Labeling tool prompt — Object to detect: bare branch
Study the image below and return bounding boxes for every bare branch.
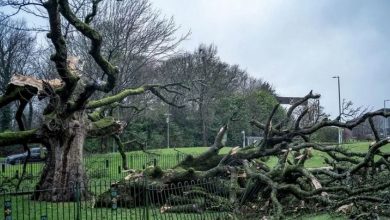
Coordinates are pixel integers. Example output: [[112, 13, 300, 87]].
[[59, 0, 118, 93], [43, 0, 79, 101], [85, 83, 186, 109]]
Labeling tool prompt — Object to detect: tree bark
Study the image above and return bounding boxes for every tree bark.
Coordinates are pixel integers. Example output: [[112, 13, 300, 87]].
[[113, 134, 128, 170], [33, 112, 88, 201]]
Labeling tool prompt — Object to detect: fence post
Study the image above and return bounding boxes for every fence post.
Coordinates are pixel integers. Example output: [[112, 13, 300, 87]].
[[111, 187, 118, 210], [4, 199, 11, 220], [1, 163, 5, 173], [15, 170, 19, 179], [153, 158, 157, 167], [29, 164, 33, 183], [143, 176, 150, 220], [130, 155, 134, 168], [75, 170, 81, 220], [105, 159, 109, 168]]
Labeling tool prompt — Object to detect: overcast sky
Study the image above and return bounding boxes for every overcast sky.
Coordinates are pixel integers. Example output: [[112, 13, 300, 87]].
[[150, 0, 390, 117], [3, 0, 389, 118]]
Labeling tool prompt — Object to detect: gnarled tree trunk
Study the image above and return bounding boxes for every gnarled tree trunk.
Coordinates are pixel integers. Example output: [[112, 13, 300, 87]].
[[33, 112, 88, 201]]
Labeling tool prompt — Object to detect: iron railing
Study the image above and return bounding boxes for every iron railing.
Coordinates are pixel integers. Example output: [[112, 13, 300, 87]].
[[0, 152, 193, 189], [1, 177, 230, 220]]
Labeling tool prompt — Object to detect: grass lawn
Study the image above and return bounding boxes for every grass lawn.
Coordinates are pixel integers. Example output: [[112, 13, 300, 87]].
[[218, 141, 389, 168], [302, 141, 390, 168]]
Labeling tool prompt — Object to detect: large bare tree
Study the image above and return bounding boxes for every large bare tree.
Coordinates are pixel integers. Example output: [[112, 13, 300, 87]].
[[0, 0, 186, 201]]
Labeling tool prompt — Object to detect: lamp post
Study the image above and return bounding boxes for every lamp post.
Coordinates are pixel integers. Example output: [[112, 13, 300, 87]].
[[164, 112, 172, 148], [241, 130, 246, 148], [384, 100, 390, 138], [332, 76, 342, 144]]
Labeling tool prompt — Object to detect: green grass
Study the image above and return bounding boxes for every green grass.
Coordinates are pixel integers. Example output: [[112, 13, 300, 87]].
[[301, 141, 390, 168], [261, 141, 390, 168]]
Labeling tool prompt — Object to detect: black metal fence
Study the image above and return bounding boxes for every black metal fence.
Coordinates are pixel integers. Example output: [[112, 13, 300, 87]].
[[0, 152, 193, 188], [1, 177, 231, 220]]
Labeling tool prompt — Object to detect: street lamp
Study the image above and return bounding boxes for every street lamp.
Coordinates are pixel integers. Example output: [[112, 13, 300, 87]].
[[384, 100, 390, 138], [332, 76, 342, 144], [164, 112, 172, 149], [241, 131, 246, 148]]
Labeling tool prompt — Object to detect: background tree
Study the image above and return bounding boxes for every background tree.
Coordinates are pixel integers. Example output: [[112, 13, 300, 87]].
[[194, 45, 245, 146], [154, 44, 276, 147], [0, 18, 35, 132]]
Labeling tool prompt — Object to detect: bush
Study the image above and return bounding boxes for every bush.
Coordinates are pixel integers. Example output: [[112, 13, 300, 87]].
[[312, 127, 338, 142]]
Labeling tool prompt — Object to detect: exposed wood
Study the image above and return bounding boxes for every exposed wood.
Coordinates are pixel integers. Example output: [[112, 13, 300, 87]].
[[9, 74, 63, 92]]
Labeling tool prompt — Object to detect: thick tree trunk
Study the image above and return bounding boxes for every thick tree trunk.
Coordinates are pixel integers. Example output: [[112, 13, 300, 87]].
[[33, 112, 88, 201]]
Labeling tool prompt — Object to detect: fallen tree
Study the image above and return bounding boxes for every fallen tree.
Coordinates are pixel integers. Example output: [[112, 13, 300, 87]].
[[96, 91, 390, 219]]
